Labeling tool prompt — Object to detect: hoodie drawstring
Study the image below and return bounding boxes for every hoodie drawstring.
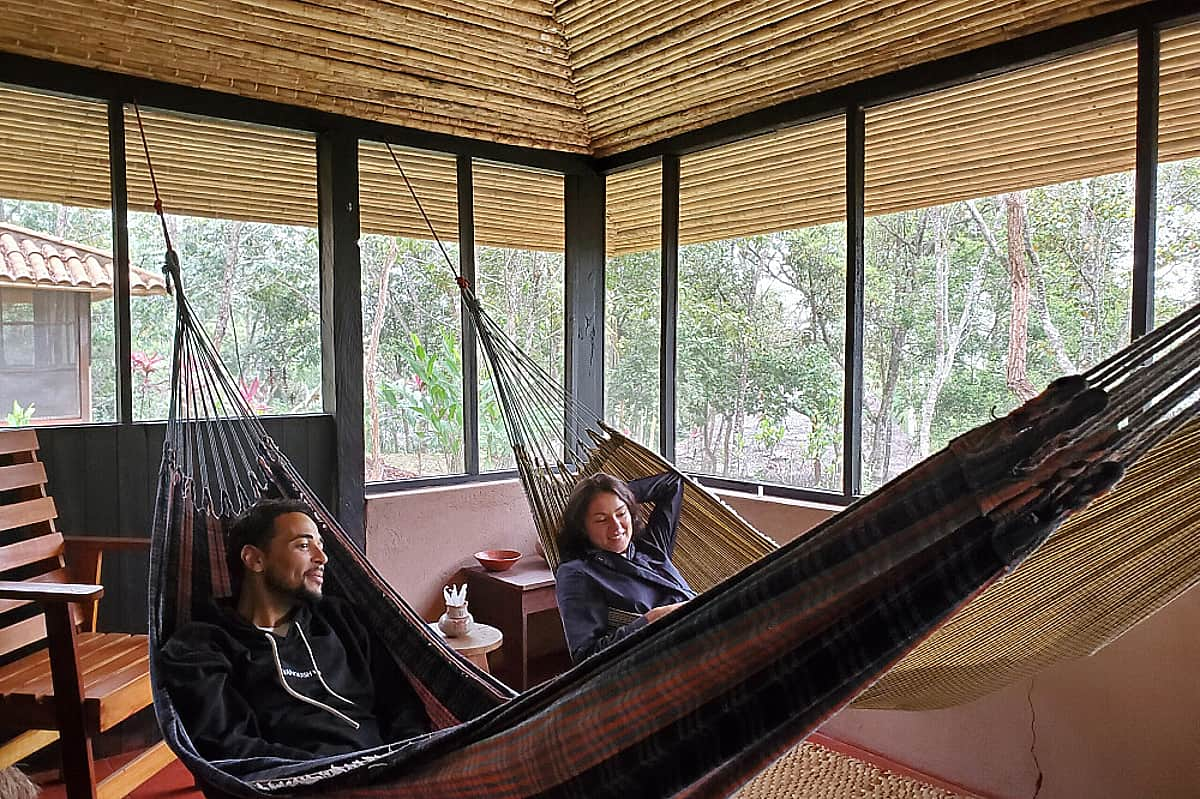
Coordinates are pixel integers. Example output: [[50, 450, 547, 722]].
[[262, 627, 361, 730]]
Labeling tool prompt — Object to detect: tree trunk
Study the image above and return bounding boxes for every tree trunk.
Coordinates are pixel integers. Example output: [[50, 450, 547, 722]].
[[364, 239, 400, 482], [1004, 193, 1037, 402], [918, 204, 987, 457], [212, 221, 242, 351], [917, 206, 951, 457], [865, 215, 922, 485], [1022, 224, 1076, 375]]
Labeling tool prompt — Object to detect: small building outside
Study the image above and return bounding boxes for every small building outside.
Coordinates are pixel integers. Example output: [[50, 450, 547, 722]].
[[0, 222, 166, 423]]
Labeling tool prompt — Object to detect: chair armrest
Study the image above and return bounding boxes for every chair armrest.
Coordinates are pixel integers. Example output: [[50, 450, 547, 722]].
[[62, 536, 152, 554], [0, 580, 104, 604], [60, 538, 145, 632]]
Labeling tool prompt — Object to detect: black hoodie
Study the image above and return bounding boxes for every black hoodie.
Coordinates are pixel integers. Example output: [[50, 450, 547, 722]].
[[158, 597, 430, 763]]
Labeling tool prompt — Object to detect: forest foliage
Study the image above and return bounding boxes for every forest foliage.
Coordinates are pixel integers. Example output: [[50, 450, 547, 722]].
[[2, 160, 1196, 494]]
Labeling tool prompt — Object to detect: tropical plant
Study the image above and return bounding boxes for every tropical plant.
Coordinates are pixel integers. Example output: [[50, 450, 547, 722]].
[[4, 401, 36, 427]]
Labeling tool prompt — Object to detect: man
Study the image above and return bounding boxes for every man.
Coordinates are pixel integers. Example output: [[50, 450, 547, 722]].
[[159, 499, 430, 764]]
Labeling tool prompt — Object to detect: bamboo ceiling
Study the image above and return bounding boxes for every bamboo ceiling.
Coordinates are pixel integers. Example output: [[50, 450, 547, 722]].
[[0, 0, 1149, 156], [0, 24, 1198, 255]]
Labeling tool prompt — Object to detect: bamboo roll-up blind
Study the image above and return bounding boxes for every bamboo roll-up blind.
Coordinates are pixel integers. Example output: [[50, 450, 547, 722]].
[[1160, 23, 1200, 164], [675, 117, 846, 251], [0, 88, 111, 209], [864, 40, 1138, 216], [472, 160, 565, 253], [123, 108, 319, 228], [359, 144, 459, 244], [606, 162, 662, 257]]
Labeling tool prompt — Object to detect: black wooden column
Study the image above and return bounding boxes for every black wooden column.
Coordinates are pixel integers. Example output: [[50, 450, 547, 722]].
[[457, 155, 480, 475], [1132, 25, 1160, 339], [107, 100, 134, 426], [564, 168, 606, 440], [659, 155, 681, 461], [843, 106, 866, 499], [317, 131, 365, 549]]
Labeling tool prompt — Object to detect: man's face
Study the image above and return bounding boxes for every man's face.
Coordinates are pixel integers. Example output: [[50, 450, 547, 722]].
[[258, 512, 327, 604]]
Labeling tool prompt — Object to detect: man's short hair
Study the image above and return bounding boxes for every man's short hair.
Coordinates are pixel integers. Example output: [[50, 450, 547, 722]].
[[226, 498, 317, 592]]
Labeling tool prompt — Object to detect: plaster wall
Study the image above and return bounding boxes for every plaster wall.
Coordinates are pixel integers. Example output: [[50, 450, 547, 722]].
[[365, 479, 539, 620], [365, 481, 1200, 798]]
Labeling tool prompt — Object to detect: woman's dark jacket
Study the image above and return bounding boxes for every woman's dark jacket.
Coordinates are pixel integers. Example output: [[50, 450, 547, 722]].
[[555, 472, 696, 662], [158, 596, 429, 766]]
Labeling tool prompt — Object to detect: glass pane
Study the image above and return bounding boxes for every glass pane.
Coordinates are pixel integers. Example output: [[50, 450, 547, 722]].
[[126, 108, 321, 421], [473, 161, 565, 472], [863, 41, 1136, 491], [1156, 24, 1200, 328], [0, 86, 115, 424], [606, 162, 661, 449], [359, 143, 462, 480], [677, 119, 846, 491]]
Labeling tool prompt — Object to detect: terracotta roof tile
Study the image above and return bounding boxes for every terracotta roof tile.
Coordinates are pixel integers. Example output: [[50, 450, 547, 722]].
[[0, 223, 167, 297]]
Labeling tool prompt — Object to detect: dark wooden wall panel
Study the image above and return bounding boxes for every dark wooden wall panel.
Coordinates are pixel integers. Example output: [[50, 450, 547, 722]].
[[34, 415, 336, 632]]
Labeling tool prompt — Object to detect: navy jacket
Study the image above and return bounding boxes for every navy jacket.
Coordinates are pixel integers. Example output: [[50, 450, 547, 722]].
[[158, 597, 429, 770], [555, 472, 696, 662]]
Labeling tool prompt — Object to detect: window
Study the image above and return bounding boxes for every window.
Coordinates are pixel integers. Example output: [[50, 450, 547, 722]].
[[125, 108, 322, 421], [0, 86, 117, 423], [676, 119, 846, 491], [359, 144, 463, 480], [605, 162, 662, 449], [473, 161, 565, 472], [1156, 23, 1200, 328], [862, 41, 1137, 490]]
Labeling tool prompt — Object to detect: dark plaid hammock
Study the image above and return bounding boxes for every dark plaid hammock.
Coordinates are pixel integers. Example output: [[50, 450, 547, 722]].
[[146, 202, 1200, 798]]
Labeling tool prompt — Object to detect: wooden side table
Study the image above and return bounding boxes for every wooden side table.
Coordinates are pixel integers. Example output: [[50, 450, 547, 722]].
[[429, 622, 503, 673], [463, 560, 557, 690]]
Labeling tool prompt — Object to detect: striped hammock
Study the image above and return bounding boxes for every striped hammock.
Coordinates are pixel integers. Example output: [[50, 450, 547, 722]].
[[147, 226, 1200, 797]]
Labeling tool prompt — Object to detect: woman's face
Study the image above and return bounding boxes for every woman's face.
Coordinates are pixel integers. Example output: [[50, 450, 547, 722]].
[[583, 490, 633, 554]]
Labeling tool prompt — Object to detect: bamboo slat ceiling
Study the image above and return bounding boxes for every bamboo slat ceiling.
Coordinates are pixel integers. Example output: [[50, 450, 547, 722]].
[[0, 0, 1149, 156], [1, 25, 1198, 255]]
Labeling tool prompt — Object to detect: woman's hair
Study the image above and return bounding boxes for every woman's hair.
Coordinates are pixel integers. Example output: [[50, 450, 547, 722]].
[[557, 473, 641, 562]]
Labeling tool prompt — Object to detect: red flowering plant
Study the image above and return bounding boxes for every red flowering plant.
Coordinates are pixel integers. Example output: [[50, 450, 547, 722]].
[[237, 377, 271, 414]]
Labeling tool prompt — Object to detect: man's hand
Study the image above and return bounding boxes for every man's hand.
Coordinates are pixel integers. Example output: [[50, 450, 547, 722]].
[[644, 601, 687, 624]]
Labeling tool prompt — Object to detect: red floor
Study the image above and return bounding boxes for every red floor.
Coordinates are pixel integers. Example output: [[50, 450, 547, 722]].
[[35, 754, 202, 799]]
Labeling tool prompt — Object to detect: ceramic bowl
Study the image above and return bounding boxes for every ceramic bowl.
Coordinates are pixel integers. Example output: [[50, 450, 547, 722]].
[[474, 548, 522, 571]]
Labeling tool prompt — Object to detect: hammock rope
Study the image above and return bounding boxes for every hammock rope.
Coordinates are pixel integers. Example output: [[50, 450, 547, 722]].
[[144, 128, 1200, 797]]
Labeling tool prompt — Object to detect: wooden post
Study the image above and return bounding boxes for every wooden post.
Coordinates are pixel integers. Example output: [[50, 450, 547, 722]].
[[1132, 25, 1159, 339], [318, 132, 365, 549], [659, 155, 680, 461], [843, 106, 865, 499], [564, 168, 605, 453], [43, 602, 97, 799], [458, 155, 480, 475]]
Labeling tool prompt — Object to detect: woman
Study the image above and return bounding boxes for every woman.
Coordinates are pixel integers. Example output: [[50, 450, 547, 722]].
[[555, 472, 695, 662]]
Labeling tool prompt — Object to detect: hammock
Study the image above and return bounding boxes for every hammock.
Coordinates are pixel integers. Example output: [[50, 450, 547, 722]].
[[147, 197, 1200, 797]]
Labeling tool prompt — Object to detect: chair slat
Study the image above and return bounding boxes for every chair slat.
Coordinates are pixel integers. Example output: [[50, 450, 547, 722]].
[[92, 656, 152, 732], [0, 431, 38, 457], [0, 614, 46, 660], [0, 496, 57, 534], [0, 462, 47, 493], [0, 530, 64, 573], [78, 636, 146, 681], [10, 636, 142, 702], [0, 633, 111, 695]]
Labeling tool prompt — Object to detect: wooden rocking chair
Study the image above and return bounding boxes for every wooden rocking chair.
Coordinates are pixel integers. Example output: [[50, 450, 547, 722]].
[[0, 429, 174, 799]]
